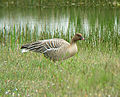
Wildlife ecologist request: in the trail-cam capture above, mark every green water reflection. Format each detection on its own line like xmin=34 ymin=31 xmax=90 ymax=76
xmin=0 ymin=7 xmax=120 ymax=51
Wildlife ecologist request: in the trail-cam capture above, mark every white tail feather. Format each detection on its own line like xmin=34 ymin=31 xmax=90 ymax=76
xmin=21 ymin=49 xmax=29 ymax=53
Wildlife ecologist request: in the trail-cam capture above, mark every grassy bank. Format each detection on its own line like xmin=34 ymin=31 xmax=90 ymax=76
xmin=0 ymin=46 xmax=120 ymax=96
xmin=0 ymin=0 xmax=120 ymax=7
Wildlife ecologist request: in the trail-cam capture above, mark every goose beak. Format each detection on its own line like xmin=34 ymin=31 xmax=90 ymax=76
xmin=82 ymin=37 xmax=84 ymax=40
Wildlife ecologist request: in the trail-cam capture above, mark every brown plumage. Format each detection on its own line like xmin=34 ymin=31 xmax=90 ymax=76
xmin=21 ymin=33 xmax=84 ymax=61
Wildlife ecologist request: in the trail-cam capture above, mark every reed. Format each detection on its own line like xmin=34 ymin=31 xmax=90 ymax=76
xmin=0 ymin=24 xmax=120 ymax=53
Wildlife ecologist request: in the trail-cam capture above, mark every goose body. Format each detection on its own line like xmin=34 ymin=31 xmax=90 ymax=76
xmin=21 ymin=33 xmax=84 ymax=61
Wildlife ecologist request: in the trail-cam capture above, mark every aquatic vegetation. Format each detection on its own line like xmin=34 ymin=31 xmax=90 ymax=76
xmin=0 ymin=23 xmax=120 ymax=53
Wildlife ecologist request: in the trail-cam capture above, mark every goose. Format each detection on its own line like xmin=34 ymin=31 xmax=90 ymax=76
xmin=21 ymin=33 xmax=84 ymax=61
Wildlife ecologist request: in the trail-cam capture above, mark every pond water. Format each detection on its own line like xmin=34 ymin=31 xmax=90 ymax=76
xmin=0 ymin=7 xmax=120 ymax=50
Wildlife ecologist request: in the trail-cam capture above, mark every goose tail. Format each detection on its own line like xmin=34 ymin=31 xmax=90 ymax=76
xmin=21 ymin=44 xmax=30 ymax=53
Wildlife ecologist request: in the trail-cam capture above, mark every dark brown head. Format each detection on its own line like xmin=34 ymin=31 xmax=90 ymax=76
xmin=71 ymin=33 xmax=84 ymax=43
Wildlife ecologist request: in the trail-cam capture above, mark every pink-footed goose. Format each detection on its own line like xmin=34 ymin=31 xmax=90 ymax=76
xmin=21 ymin=33 xmax=84 ymax=61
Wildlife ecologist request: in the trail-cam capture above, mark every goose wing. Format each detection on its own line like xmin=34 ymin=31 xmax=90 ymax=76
xmin=21 ymin=38 xmax=70 ymax=54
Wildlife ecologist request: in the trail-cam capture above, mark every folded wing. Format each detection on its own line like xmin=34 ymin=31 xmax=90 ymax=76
xmin=21 ymin=39 xmax=70 ymax=54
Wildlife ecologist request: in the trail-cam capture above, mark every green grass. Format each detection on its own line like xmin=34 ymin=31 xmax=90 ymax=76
xmin=0 ymin=46 xmax=120 ymax=96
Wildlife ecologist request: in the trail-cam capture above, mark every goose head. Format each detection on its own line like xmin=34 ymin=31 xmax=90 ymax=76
xmin=71 ymin=33 xmax=84 ymax=43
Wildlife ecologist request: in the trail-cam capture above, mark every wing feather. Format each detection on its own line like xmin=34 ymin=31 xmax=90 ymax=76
xmin=21 ymin=39 xmax=70 ymax=54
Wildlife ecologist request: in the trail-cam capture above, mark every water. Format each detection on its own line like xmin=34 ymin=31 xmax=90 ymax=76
xmin=0 ymin=7 xmax=120 ymax=51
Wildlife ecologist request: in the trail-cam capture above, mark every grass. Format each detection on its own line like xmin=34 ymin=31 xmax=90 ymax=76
xmin=0 ymin=45 xmax=120 ymax=96
xmin=0 ymin=0 xmax=120 ymax=7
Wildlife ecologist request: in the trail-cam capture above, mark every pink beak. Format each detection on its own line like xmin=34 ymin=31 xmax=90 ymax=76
xmin=82 ymin=38 xmax=84 ymax=40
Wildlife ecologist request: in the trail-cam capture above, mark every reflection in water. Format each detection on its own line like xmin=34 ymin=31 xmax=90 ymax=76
xmin=0 ymin=7 xmax=120 ymax=49
xmin=82 ymin=17 xmax=89 ymax=36
xmin=0 ymin=7 xmax=120 ymax=35
xmin=0 ymin=8 xmax=70 ymax=35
